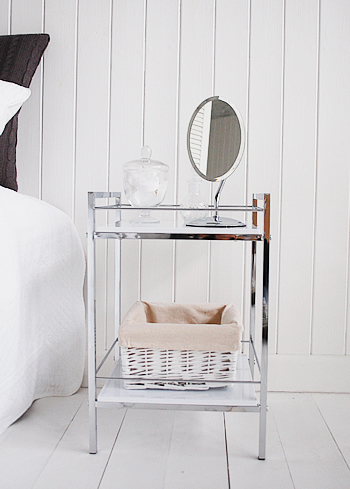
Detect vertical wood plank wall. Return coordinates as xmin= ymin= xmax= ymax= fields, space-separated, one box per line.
xmin=3 ymin=0 xmax=350 ymax=391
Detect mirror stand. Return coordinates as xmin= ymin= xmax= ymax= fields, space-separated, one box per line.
xmin=186 ymin=180 xmax=246 ymax=228
xmin=186 ymin=96 xmax=246 ymax=228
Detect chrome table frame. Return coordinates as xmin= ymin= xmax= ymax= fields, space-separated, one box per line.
xmin=87 ymin=192 xmax=270 ymax=459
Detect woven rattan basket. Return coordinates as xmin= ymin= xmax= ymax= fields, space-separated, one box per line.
xmin=119 ymin=301 xmax=243 ymax=390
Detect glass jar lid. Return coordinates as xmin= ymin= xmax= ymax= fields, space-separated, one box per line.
xmin=123 ymin=145 xmax=169 ymax=171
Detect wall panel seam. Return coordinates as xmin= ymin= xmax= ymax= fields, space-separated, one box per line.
xmin=38 ymin=57 xmax=44 ymax=199
xmin=105 ymin=0 xmax=114 ymax=350
xmin=139 ymin=0 xmax=148 ymax=302
xmin=7 ymin=0 xmax=12 ymax=34
xmin=310 ymin=0 xmax=322 ymax=356
xmin=141 ymin=0 xmax=147 ymax=148
xmin=241 ymin=0 xmax=252 ymax=326
xmin=39 ymin=0 xmax=46 ymax=199
xmin=346 ymin=193 xmax=350 ymax=354
xmin=41 ymin=0 xmax=45 ymax=31
xmin=344 ymin=2 xmax=350 ymax=356
xmin=275 ymin=0 xmax=287 ymax=355
xmin=244 ymin=0 xmax=252 ymax=208
xmin=172 ymin=0 xmax=182 ymax=303
xmin=346 ymin=107 xmax=350 ymax=347
xmin=207 ymin=0 xmax=217 ymax=304
xmin=72 ymin=0 xmax=79 ymax=222
xmin=107 ymin=0 xmax=113 ymax=193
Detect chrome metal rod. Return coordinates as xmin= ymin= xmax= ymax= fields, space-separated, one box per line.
xmin=95 ymin=375 xmax=261 ymax=384
xmin=93 ymin=191 xmax=120 ymax=199
xmin=109 ymin=205 xmax=213 ymax=210
xmin=214 ymin=180 xmax=226 ymax=208
xmin=114 ymin=194 xmax=121 ymax=225
xmin=258 ymin=193 xmax=270 ymax=461
xmin=96 ymin=338 xmax=118 ymax=375
xmin=95 ymin=204 xmax=263 ymax=212
xmin=95 ymin=232 xmax=264 ymax=242
xmin=91 ymin=191 xmax=263 ymax=212
xmin=214 ymin=180 xmax=226 ymax=221
xmin=115 ymin=236 xmax=121 ymax=362
xmin=249 ymin=337 xmax=261 ymax=373
xmin=249 ymin=195 xmax=258 ymax=379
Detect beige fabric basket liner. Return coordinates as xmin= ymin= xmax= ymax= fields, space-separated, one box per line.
xmin=119 ymin=301 xmax=243 ymax=352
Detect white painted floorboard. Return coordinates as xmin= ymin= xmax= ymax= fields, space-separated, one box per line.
xmin=312 ymin=393 xmax=350 ymax=469
xmin=225 ymin=411 xmax=293 ymax=488
xmin=162 ymin=411 xmax=229 ymax=489
xmin=32 ymin=402 xmax=126 ymax=489
xmin=0 ymin=389 xmax=350 ymax=489
xmin=0 ymin=390 xmax=86 ymax=489
xmin=270 ymin=393 xmax=350 ymax=489
xmin=99 ymin=409 xmax=175 ymax=489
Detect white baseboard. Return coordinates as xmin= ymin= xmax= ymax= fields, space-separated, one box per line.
xmin=268 ymin=354 xmax=350 ymax=393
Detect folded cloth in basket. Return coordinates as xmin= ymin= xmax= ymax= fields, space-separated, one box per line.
xmin=119 ymin=301 xmax=243 ymax=352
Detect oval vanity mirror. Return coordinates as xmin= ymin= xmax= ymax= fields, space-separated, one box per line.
xmin=186 ymin=96 xmax=246 ymax=227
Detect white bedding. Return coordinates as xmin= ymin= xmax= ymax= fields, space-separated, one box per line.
xmin=0 ymin=187 xmax=85 ymax=435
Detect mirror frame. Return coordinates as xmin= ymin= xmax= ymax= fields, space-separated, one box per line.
xmin=186 ymin=95 xmax=245 ymax=182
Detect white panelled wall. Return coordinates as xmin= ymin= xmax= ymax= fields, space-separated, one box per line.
xmin=2 ymin=0 xmax=350 ymax=392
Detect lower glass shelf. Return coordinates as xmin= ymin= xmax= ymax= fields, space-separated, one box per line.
xmin=97 ymin=354 xmax=259 ymax=411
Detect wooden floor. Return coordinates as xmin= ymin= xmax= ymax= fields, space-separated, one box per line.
xmin=0 ymin=390 xmax=349 ymax=489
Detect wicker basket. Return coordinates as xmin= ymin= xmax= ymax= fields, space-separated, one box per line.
xmin=119 ymin=301 xmax=243 ymax=391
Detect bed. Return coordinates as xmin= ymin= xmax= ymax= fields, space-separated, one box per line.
xmin=0 ymin=34 xmax=85 ymax=436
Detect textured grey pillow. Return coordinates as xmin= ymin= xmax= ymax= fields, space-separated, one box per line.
xmin=0 ymin=34 xmax=50 ymax=191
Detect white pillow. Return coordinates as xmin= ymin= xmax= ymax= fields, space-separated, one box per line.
xmin=0 ymin=80 xmax=31 ymax=136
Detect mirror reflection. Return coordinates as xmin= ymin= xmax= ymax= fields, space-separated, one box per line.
xmin=187 ymin=96 xmax=244 ymax=182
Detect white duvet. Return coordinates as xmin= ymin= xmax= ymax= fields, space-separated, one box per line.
xmin=0 ymin=186 xmax=85 ymax=436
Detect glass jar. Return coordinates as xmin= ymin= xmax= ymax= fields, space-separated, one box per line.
xmin=123 ymin=146 xmax=169 ymax=223
xmin=180 ymin=178 xmax=208 ymax=224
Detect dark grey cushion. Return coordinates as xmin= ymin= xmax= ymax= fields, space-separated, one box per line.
xmin=0 ymin=34 xmax=50 ymax=191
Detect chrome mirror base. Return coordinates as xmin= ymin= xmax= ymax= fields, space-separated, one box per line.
xmin=185 ymin=180 xmax=246 ymax=227
xmin=186 ymin=216 xmax=246 ymax=228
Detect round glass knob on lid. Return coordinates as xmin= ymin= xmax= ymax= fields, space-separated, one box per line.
xmin=123 ymin=145 xmax=169 ymax=223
